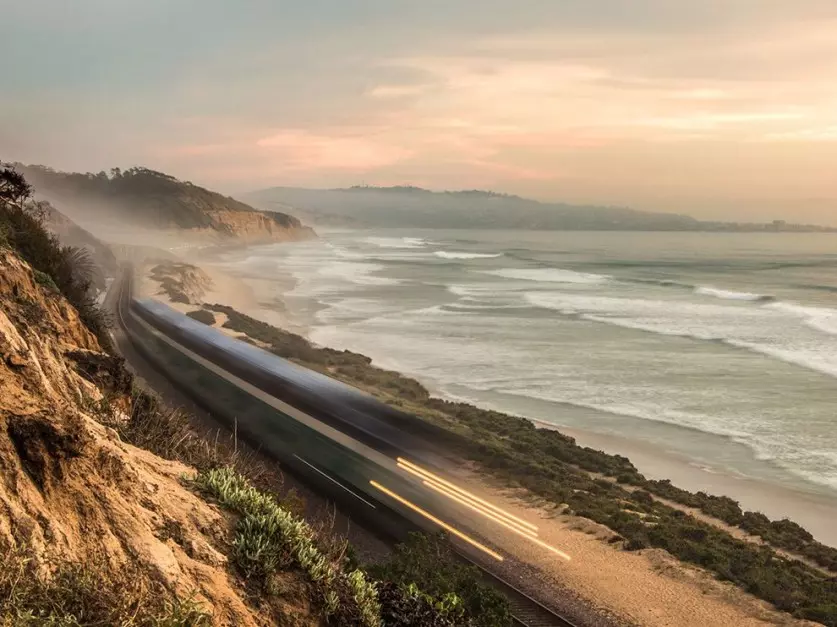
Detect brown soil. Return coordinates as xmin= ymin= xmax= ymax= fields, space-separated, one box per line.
xmin=0 ymin=250 xmax=318 ymax=626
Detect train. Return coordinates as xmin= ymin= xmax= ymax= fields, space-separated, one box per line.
xmin=117 ymin=284 xmax=474 ymax=547
xmin=129 ymin=296 xmax=446 ymax=464
xmin=115 ymin=277 xmax=575 ymax=626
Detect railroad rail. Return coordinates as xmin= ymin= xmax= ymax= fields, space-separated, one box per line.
xmin=112 ymin=268 xmax=581 ymax=627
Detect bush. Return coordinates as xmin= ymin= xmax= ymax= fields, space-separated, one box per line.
xmin=371 ymin=532 xmax=512 ymax=627
xmin=186 ymin=309 xmax=216 ymax=325
xmin=193 ymin=467 xmax=381 ymax=626
xmin=0 ymin=163 xmax=112 ymax=350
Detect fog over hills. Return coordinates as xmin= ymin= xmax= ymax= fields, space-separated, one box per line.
xmin=247 ymin=186 xmax=835 ymax=232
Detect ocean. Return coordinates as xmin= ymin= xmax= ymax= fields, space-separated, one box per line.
xmin=211 ymin=229 xmax=837 ymax=502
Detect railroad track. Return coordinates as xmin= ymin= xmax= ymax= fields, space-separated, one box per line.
xmin=466 ymin=557 xmax=579 ymax=627
xmin=114 ymin=269 xmax=579 ymax=627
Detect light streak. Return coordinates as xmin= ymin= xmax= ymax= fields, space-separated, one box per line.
xmin=420 ymin=477 xmax=571 ymax=561
xmin=397 ymin=457 xmax=538 ymax=531
xmin=369 ymin=480 xmax=503 ymax=561
xmin=420 ymin=476 xmax=538 ymax=538
xmin=400 ymin=463 xmax=539 ymax=537
xmin=396 ymin=458 xmax=572 ymax=562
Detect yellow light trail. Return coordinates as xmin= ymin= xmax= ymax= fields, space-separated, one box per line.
xmin=396 ymin=457 xmax=538 ymax=532
xmin=420 ymin=477 xmax=571 ymax=561
xmin=369 ymin=480 xmax=504 ymax=561
xmin=419 ymin=476 xmax=539 ymax=539
xmin=399 ymin=462 xmax=538 ymax=537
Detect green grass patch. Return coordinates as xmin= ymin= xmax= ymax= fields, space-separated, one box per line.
xmin=192 ymin=467 xmax=381 ymax=626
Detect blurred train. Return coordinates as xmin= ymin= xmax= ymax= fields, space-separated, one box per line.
xmin=129 ymin=296 xmax=445 ymax=463
xmin=118 ymin=283 xmax=470 ymax=546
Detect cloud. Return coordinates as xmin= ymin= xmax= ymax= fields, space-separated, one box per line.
xmin=3 ymin=1 xmax=837 ymax=221
xmin=255 ymin=130 xmax=413 ymax=170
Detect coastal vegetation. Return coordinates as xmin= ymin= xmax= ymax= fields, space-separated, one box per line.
xmin=1 ymin=162 xmax=111 ymax=348
xmin=193 ymin=302 xmax=837 ymax=626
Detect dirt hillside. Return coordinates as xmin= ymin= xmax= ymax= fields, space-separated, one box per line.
xmin=0 ymin=249 xmax=315 ymax=625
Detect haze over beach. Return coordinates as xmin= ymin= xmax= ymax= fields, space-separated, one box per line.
xmin=5 ymin=2 xmax=837 ymax=626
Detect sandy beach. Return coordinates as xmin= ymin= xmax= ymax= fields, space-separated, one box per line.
xmin=139 ymin=255 xmax=828 ymax=627
xmin=443 ymin=463 xmax=817 ymax=627
xmin=556 ymin=425 xmax=837 ymax=548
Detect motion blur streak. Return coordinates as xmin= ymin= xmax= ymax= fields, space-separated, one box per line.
xmin=419 ymin=476 xmax=539 ymax=539
xmin=369 ymin=480 xmax=504 ymax=561
xmin=419 ymin=477 xmax=572 ymax=562
xmin=396 ymin=457 xmax=539 ymax=531
xmin=401 ymin=462 xmax=539 ymax=537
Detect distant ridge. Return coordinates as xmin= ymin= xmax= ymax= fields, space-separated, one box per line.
xmin=247 ymin=185 xmax=836 ymax=232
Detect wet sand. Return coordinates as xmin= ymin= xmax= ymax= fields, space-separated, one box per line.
xmin=554 ymin=425 xmax=837 ymax=547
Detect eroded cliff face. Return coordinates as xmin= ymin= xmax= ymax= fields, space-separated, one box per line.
xmin=0 ymin=250 xmax=300 ymax=625
xmin=203 ymin=208 xmax=315 ymax=243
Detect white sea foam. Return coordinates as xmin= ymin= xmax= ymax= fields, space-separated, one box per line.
xmin=526 ymin=291 xmax=837 ymax=381
xmin=695 ymin=286 xmax=772 ymax=302
xmin=767 ymin=302 xmax=837 ymax=337
xmin=484 ymin=268 xmax=610 ymax=284
xmin=365 ymin=236 xmax=430 ymax=249
xmin=447 ymin=285 xmax=499 ymax=297
xmin=435 ymin=251 xmax=503 ymax=260
xmin=317 ymin=261 xmax=402 ymax=286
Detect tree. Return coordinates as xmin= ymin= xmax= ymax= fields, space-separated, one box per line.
xmin=0 ymin=163 xmax=32 ymax=206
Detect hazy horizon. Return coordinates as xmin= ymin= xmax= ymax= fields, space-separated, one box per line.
xmin=3 ymin=1 xmax=837 ymax=224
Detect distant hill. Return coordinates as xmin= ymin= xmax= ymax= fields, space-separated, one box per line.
xmin=246 ymin=186 xmax=836 ymax=232
xmin=18 ymin=165 xmax=315 ymax=243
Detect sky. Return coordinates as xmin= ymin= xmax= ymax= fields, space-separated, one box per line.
xmin=2 ymin=0 xmax=837 ymax=224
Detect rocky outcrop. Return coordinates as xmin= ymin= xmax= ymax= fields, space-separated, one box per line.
xmin=204 ymin=208 xmax=314 ymax=243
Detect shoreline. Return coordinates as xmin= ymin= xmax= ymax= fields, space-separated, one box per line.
xmin=139 ymin=255 xmax=836 ymax=626
xmin=555 ymin=424 xmax=837 ymax=547
xmin=150 ymin=252 xmax=837 ymax=548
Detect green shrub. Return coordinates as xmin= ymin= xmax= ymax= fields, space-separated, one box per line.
xmin=186 ymin=309 xmax=216 ymax=325
xmin=193 ymin=467 xmax=381 ymax=626
xmin=1 ymin=164 xmax=112 ymax=350
xmin=371 ymin=532 xmax=512 ymax=627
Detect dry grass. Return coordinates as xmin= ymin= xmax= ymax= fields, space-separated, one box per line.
xmin=0 ymin=545 xmax=210 ymax=626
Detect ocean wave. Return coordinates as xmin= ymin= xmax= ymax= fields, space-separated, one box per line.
xmin=695 ymin=286 xmax=775 ymax=302
xmin=445 ymin=302 xmax=531 ymax=311
xmin=455 ymin=379 xmax=837 ymax=489
xmin=625 ymin=278 xmax=695 ymax=289
xmin=324 ymin=243 xmax=365 ymax=260
xmin=317 ymin=261 xmax=402 ymax=287
xmin=447 ymin=285 xmax=499 ymax=297
xmin=435 ymin=251 xmax=504 ymax=260
xmin=767 ymin=302 xmax=837 ymax=337
xmin=484 ymin=268 xmax=611 ymax=284
xmin=526 ymin=291 xmax=837 ymax=380
xmin=364 ymin=236 xmax=431 ymax=249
